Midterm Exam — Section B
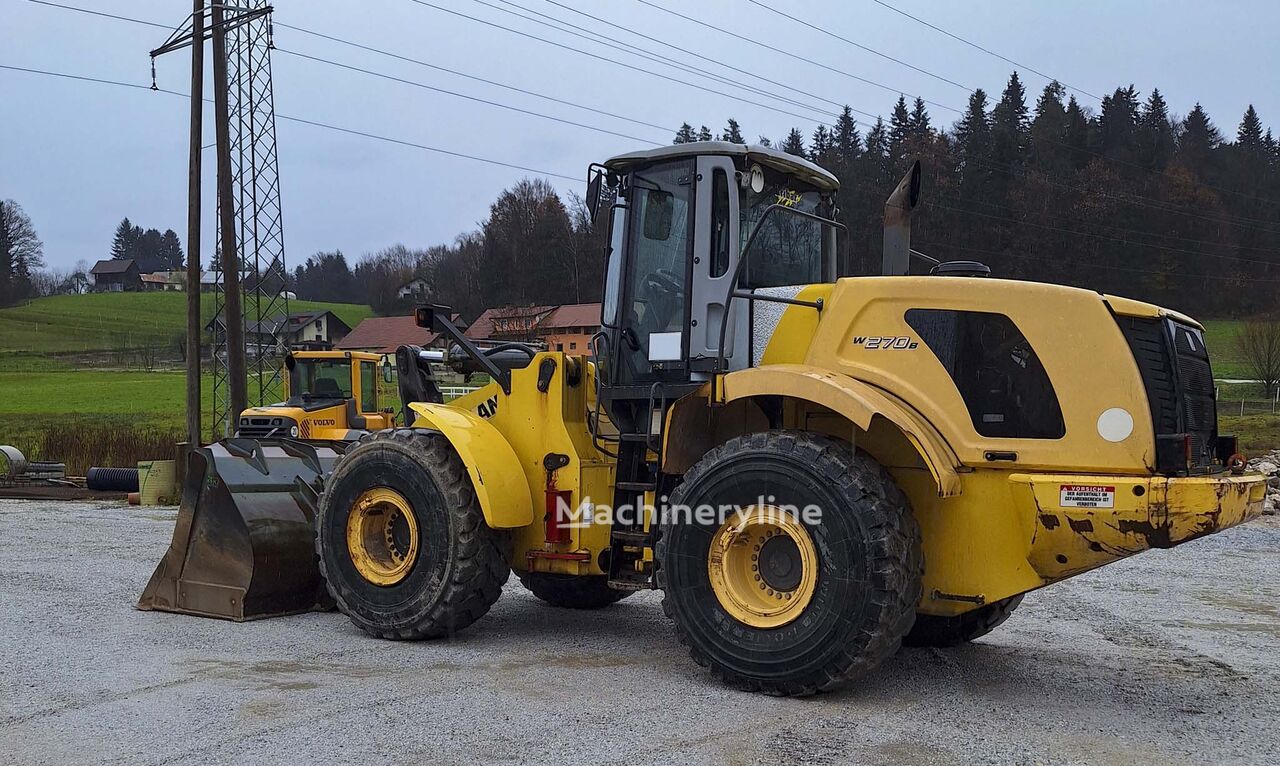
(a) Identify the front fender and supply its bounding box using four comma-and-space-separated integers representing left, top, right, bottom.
719, 365, 963, 497
408, 402, 534, 528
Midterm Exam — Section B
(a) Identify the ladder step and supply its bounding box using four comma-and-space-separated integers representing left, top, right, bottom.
618, 433, 650, 442
611, 529, 651, 545
615, 480, 656, 492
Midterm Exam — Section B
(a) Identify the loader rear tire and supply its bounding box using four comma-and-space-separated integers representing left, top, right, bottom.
316, 428, 508, 639
903, 595, 1023, 648
656, 431, 922, 697
516, 572, 631, 609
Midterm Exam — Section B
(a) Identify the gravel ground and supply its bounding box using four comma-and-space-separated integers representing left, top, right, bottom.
1, 499, 1277, 766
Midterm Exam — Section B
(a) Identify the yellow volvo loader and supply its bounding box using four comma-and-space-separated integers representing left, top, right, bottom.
142, 142, 1263, 696
235, 348, 395, 441
138, 344, 446, 619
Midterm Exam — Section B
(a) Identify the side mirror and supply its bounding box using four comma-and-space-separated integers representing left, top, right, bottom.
382, 359, 394, 384
642, 191, 674, 241
586, 170, 604, 223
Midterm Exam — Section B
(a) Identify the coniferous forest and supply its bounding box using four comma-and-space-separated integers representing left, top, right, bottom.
672, 74, 1280, 318
299, 73, 1279, 321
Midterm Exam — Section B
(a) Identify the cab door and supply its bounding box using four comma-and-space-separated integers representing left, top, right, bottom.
355, 359, 393, 430
688, 155, 745, 373
608, 158, 695, 387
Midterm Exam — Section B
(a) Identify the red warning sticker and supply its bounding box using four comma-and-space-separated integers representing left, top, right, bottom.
1059, 484, 1115, 508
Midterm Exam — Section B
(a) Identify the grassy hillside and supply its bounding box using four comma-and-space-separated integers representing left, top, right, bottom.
1201, 319, 1244, 378
0, 292, 373, 356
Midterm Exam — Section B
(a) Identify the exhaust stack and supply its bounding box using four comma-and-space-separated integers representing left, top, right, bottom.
882, 160, 922, 276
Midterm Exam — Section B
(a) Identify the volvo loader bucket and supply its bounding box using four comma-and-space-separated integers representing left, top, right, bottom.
137, 438, 343, 620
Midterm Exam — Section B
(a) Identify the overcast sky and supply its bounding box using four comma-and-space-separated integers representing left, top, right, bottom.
3, 0, 1278, 272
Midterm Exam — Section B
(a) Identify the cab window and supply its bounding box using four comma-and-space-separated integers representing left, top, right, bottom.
740, 170, 826, 289
623, 160, 693, 356
906, 309, 1065, 439
360, 361, 377, 412
289, 359, 352, 400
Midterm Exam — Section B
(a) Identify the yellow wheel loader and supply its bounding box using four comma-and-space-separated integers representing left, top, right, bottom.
235, 348, 396, 441
142, 142, 1264, 697
137, 344, 444, 620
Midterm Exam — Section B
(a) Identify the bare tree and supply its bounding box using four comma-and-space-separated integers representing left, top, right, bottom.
1236, 319, 1280, 397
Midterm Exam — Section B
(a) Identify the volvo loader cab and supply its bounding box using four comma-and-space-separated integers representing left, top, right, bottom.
142, 141, 1264, 697
235, 349, 394, 441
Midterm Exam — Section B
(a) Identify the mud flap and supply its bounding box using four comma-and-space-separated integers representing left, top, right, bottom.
137, 438, 344, 621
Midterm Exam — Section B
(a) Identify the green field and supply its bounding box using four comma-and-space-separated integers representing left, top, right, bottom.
0, 303, 1275, 468
0, 292, 373, 356
1202, 319, 1247, 379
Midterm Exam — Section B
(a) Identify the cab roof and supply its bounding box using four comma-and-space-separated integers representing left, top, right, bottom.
604, 141, 840, 193
287, 350, 382, 362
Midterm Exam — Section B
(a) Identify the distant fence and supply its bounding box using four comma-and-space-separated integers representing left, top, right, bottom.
1216, 380, 1280, 416
441, 386, 479, 401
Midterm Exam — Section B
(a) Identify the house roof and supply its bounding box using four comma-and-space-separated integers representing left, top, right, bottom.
336, 315, 439, 354
141, 273, 168, 284
278, 310, 352, 336
465, 305, 555, 340
90, 258, 137, 275
537, 302, 602, 330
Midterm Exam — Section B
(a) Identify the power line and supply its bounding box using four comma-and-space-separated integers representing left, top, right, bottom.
490, 0, 870, 122
275, 23, 678, 134
27, 0, 169, 30
30, 0, 681, 139
635, 0, 1280, 210
476, 0, 839, 121
274, 47, 664, 145
741, 0, 971, 93
869, 0, 1101, 101
405, 0, 833, 126
633, 0, 961, 115
27, 0, 1280, 241
0, 63, 582, 182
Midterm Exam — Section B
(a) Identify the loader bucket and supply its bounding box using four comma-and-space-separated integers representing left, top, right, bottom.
137, 438, 344, 621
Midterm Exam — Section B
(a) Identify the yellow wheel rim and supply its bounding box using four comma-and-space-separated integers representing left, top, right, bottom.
346, 487, 420, 586
707, 506, 818, 629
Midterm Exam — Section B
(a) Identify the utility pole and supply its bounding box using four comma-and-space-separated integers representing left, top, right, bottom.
184, 0, 204, 446
211, 2, 247, 422
153, 2, 278, 438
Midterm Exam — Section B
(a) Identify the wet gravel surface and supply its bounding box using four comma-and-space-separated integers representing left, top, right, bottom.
2, 500, 1277, 765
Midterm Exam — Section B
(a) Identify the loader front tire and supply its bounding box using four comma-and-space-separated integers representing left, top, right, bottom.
516, 572, 631, 609
316, 429, 508, 639
903, 595, 1023, 648
656, 431, 922, 696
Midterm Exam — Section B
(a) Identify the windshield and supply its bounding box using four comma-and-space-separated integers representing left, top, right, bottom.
289, 359, 352, 400
740, 170, 831, 289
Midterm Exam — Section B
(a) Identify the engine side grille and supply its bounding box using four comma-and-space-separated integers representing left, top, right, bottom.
1117, 316, 1179, 434
1117, 315, 1218, 473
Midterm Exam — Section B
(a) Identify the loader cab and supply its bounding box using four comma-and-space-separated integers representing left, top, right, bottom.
238, 350, 394, 438
591, 142, 843, 402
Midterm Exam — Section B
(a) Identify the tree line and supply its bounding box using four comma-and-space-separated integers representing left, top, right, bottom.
0, 199, 46, 306
674, 74, 1280, 317
289, 178, 601, 320
287, 73, 1277, 322
110, 217, 185, 273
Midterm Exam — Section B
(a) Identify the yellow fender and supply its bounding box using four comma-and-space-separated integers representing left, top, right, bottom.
407, 402, 534, 528
719, 364, 963, 497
